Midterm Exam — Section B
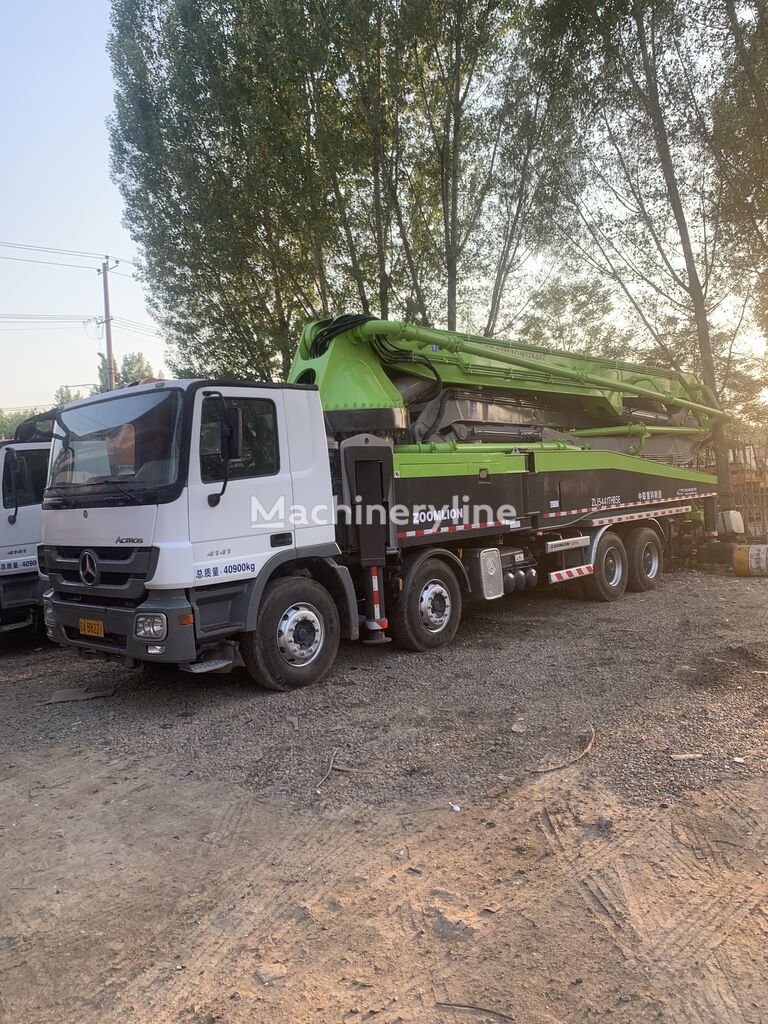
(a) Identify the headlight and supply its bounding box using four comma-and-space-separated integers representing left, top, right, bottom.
134, 614, 167, 640
43, 601, 56, 627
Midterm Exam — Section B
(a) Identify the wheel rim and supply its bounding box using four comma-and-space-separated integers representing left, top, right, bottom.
419, 579, 452, 633
641, 541, 659, 579
603, 546, 623, 587
276, 603, 325, 666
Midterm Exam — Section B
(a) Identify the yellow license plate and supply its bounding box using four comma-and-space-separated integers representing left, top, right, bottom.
79, 618, 105, 638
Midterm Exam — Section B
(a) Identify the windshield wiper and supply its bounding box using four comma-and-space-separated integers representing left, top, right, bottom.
99, 480, 143, 504
44, 485, 75, 508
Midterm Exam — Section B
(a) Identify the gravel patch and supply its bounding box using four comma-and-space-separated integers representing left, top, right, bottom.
1, 567, 766, 810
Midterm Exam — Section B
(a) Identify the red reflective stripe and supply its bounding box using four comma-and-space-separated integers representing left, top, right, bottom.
589, 505, 691, 526
543, 492, 716, 520
549, 563, 594, 583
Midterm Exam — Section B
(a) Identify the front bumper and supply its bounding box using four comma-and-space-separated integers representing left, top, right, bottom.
45, 589, 198, 664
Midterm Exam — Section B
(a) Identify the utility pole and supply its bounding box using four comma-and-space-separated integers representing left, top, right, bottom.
99, 258, 116, 391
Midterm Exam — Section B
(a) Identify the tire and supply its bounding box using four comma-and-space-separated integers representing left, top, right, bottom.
625, 527, 663, 592
390, 558, 462, 652
582, 531, 628, 602
241, 576, 340, 691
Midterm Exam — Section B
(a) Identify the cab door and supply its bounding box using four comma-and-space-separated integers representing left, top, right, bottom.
0, 442, 49, 575
187, 387, 295, 585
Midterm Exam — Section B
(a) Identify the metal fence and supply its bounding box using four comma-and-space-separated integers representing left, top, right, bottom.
730, 444, 768, 539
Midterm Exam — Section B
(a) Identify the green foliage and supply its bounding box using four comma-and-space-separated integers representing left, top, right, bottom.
95, 352, 155, 393
108, 0, 571, 375
108, 0, 766, 440
0, 409, 40, 440
527, 0, 766, 468
711, 1, 768, 339
53, 386, 84, 406
515, 277, 635, 359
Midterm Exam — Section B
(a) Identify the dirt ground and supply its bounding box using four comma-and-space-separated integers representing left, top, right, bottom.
1, 567, 767, 1024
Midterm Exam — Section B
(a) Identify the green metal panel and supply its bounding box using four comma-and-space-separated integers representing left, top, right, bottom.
291, 322, 404, 412
391, 441, 717, 486
394, 446, 528, 479
530, 448, 716, 484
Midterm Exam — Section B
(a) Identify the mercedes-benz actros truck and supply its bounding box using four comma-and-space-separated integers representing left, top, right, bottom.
40, 316, 722, 689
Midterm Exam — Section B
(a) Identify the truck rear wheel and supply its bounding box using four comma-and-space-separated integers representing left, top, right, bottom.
241, 576, 340, 691
625, 527, 663, 592
390, 558, 462, 652
583, 531, 628, 602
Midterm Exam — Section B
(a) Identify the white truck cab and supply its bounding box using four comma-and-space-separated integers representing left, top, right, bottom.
41, 380, 353, 685
0, 439, 50, 632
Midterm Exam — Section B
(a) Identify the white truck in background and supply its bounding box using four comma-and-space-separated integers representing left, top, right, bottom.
0, 425, 51, 634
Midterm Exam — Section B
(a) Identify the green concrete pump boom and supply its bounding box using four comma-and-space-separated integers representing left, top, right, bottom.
288, 315, 726, 461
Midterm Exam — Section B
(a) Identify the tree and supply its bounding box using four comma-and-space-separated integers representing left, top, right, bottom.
0, 409, 40, 440
120, 351, 155, 383
95, 352, 155, 393
529, 0, 766, 506
96, 354, 117, 394
53, 386, 83, 406
108, 0, 766, 484
108, 0, 570, 371
516, 275, 636, 358
710, 0, 768, 338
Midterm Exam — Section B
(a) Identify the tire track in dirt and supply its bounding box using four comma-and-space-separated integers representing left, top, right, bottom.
110, 809, 382, 1023
525, 778, 768, 1024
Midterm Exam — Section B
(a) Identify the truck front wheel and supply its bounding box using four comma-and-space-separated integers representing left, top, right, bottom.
625, 527, 663, 592
241, 576, 340, 691
390, 558, 462, 652
583, 531, 628, 602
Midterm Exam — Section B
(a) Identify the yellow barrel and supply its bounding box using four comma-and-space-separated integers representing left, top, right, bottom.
732, 544, 768, 577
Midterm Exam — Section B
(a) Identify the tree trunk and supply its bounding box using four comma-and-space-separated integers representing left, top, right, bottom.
372, 8, 389, 319
446, 12, 463, 332
633, 6, 733, 508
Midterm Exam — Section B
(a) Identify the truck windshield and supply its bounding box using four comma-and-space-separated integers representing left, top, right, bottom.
48, 390, 183, 493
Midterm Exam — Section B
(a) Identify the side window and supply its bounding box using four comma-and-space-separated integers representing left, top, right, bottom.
2, 448, 49, 509
200, 397, 279, 484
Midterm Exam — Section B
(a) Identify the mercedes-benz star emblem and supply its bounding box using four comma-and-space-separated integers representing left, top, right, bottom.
79, 550, 99, 587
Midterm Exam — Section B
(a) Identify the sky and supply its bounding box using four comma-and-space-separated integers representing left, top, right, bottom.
0, 0, 166, 411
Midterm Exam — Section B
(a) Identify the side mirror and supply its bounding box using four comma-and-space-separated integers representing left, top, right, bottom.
203, 392, 242, 508
5, 450, 29, 525
222, 408, 243, 462
15, 420, 36, 443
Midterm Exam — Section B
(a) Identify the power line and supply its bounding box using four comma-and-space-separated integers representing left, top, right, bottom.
113, 316, 158, 329
0, 240, 136, 267
113, 319, 162, 336
0, 402, 55, 412
0, 325, 97, 332
0, 314, 97, 322
0, 254, 101, 271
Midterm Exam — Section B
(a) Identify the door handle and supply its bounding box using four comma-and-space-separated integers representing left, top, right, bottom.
270, 532, 293, 548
